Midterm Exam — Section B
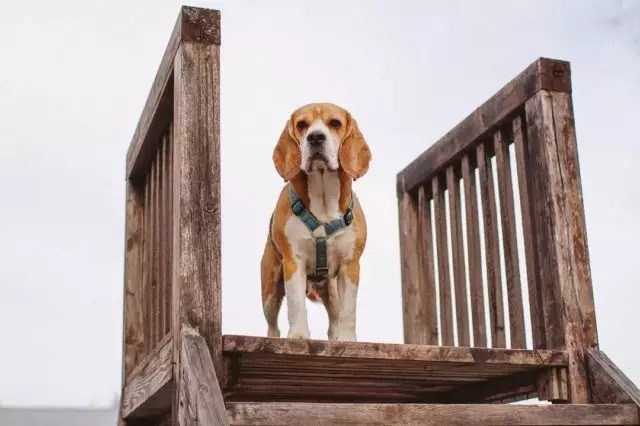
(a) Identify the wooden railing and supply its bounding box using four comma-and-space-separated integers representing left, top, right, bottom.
397, 58, 598, 403
119, 6, 222, 424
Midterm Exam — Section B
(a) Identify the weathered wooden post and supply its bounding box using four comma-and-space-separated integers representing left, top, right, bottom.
119, 6, 227, 425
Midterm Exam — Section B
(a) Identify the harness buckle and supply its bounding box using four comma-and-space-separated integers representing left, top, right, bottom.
343, 209, 353, 226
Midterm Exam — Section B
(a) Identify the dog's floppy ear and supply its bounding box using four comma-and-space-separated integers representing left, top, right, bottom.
273, 116, 301, 181
339, 112, 371, 181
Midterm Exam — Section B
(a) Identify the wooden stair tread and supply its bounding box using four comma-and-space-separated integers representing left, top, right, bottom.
222, 335, 568, 403
226, 402, 640, 425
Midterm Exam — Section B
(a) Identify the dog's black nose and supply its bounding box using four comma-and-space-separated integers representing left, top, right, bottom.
307, 131, 326, 146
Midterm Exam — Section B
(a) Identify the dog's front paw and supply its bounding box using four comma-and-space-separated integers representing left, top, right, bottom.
287, 328, 310, 339
267, 327, 281, 338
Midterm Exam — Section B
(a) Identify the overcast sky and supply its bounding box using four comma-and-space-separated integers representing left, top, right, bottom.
1, 0, 638, 407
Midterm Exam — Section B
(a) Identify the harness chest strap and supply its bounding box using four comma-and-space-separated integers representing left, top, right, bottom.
268, 186, 355, 283
290, 186, 354, 281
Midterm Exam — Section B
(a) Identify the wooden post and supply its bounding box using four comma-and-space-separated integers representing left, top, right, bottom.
524, 88, 599, 403
170, 6, 223, 424
119, 181, 146, 425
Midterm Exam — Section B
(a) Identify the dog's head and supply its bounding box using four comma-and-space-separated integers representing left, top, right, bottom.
273, 103, 371, 181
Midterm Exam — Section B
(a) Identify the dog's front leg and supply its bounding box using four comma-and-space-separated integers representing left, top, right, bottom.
336, 264, 359, 341
284, 258, 310, 339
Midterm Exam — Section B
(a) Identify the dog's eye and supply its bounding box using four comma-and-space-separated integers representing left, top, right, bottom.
296, 120, 308, 131
328, 119, 342, 129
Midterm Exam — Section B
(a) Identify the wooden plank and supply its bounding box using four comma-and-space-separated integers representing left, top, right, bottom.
121, 335, 173, 419
513, 114, 545, 349
127, 6, 221, 180
587, 349, 640, 406
461, 154, 486, 347
396, 57, 572, 196
227, 402, 639, 425
152, 152, 161, 346
118, 182, 146, 425
432, 176, 454, 346
398, 192, 428, 344
493, 129, 526, 348
446, 165, 470, 347
417, 186, 438, 345
523, 93, 565, 351
178, 326, 229, 426
143, 173, 152, 354
160, 133, 169, 337
222, 335, 568, 366
172, 36, 222, 381
550, 91, 599, 349
477, 142, 506, 348
536, 367, 569, 402
524, 90, 598, 403
442, 370, 538, 403
166, 122, 173, 337
121, 182, 146, 379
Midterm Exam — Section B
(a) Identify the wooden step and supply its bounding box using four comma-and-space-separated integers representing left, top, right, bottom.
226, 402, 640, 425
222, 335, 568, 403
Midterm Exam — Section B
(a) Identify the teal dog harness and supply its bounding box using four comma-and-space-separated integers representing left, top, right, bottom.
269, 185, 355, 282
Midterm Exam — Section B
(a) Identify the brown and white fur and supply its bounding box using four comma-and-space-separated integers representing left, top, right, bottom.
261, 102, 371, 341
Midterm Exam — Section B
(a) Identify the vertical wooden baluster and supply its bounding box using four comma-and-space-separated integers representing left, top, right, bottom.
159, 135, 168, 338
167, 121, 174, 335
433, 175, 454, 346
143, 173, 152, 354
447, 165, 470, 347
477, 142, 506, 348
418, 185, 439, 345
513, 115, 545, 349
399, 191, 422, 344
462, 154, 486, 347
152, 156, 160, 346
494, 129, 526, 349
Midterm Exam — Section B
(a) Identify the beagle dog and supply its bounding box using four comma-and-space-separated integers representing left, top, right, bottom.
261, 102, 371, 341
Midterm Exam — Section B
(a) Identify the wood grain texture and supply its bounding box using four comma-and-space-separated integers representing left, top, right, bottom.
121, 335, 173, 419
119, 182, 146, 425
222, 336, 567, 404
152, 153, 161, 345
143, 172, 152, 354
122, 182, 145, 379
461, 154, 486, 347
477, 142, 506, 348
227, 402, 639, 425
127, 6, 221, 180
223, 335, 567, 364
524, 93, 565, 351
550, 91, 599, 349
432, 176, 454, 346
396, 57, 572, 196
537, 367, 570, 402
417, 185, 438, 345
524, 90, 598, 403
493, 129, 526, 349
447, 165, 470, 347
172, 39, 222, 378
398, 192, 428, 344
178, 326, 229, 426
587, 349, 640, 406
513, 114, 546, 349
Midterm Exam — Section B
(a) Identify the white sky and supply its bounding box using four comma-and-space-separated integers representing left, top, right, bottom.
1, 0, 638, 407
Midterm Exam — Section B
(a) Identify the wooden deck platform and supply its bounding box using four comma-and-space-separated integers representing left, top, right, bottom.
221, 335, 569, 403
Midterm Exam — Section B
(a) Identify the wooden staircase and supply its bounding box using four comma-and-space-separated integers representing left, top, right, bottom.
117, 6, 640, 425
